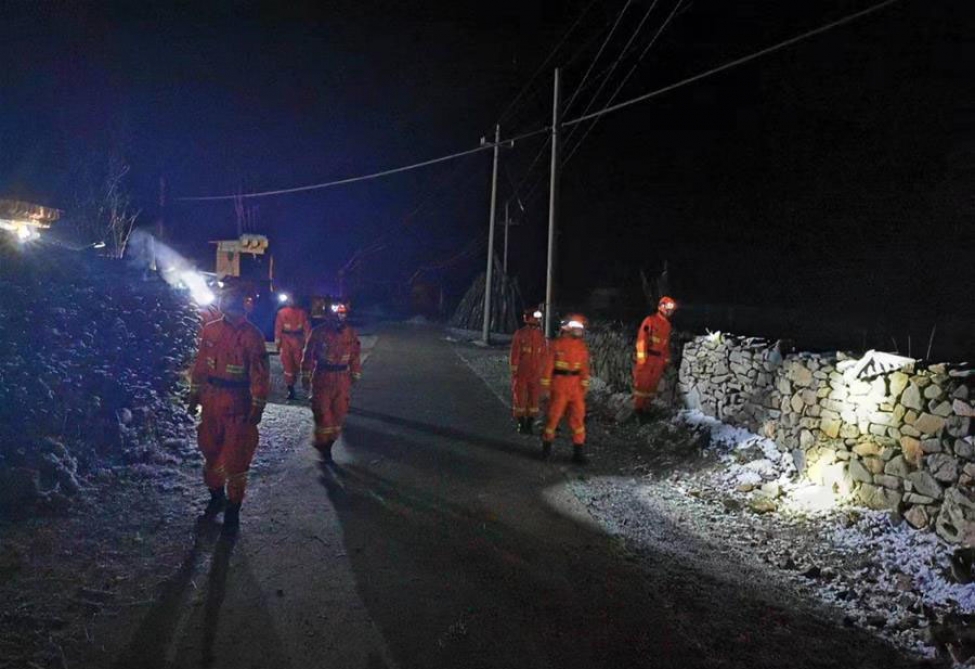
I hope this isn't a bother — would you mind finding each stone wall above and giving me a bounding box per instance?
[678,333,975,544]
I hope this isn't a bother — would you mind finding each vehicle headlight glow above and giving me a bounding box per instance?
[179,270,216,306]
[278,293,290,303]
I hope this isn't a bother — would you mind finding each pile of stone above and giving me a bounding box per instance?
[678,332,975,544]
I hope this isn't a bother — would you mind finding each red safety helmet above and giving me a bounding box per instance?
[330,301,349,321]
[218,279,255,315]
[560,313,587,336]
[658,296,677,317]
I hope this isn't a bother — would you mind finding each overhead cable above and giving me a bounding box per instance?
[563,0,685,165]
[178,128,547,202]
[563,0,634,114]
[564,0,903,128]
[179,0,901,203]
[496,0,603,126]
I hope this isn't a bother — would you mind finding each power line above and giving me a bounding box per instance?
[564,0,903,128]
[177,127,547,202]
[512,0,662,202]
[496,0,603,126]
[563,0,686,165]
[563,0,633,115]
[560,0,664,154]
[179,0,901,204]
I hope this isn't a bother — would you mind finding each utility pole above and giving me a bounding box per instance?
[482,124,501,344]
[502,200,511,275]
[544,68,561,338]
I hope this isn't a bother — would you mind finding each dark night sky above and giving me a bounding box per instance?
[2,0,973,350]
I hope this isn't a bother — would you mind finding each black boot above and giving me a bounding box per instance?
[572,444,588,465]
[541,441,552,460]
[287,385,296,401]
[203,487,226,518]
[315,440,335,462]
[222,502,241,537]
[523,418,534,436]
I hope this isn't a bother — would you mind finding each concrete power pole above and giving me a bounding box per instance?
[544,69,562,338]
[482,124,501,345]
[502,200,511,275]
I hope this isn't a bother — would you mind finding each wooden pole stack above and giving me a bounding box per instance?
[450,255,524,335]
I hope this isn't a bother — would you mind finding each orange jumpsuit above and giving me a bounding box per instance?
[302,322,362,446]
[190,316,270,504]
[541,336,590,446]
[509,325,547,419]
[633,312,672,411]
[274,306,311,386]
[197,304,223,339]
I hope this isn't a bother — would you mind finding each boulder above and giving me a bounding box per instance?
[915,412,946,436]
[908,471,944,499]
[936,487,975,546]
[900,437,924,467]
[889,372,910,400]
[858,483,901,510]
[905,505,930,529]
[928,453,960,484]
[884,455,911,478]
[849,458,873,484]
[901,384,924,411]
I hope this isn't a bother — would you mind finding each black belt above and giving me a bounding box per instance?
[281,329,305,336]
[553,369,581,376]
[644,350,662,357]
[207,376,250,389]
[316,363,349,373]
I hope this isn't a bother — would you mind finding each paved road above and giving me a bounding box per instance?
[112,324,927,669]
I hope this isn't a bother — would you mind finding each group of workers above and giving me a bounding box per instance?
[188,282,360,536]
[509,296,677,463]
[187,278,675,536]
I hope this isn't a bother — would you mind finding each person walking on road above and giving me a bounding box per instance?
[188,282,270,537]
[274,293,311,401]
[302,301,361,461]
[509,306,547,435]
[632,296,677,420]
[540,314,591,464]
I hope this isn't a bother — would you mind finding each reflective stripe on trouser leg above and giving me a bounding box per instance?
[633,359,665,411]
[315,425,341,441]
[312,379,351,445]
[514,374,542,419]
[281,338,303,386]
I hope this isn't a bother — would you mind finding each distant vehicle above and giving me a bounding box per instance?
[0,199,61,243]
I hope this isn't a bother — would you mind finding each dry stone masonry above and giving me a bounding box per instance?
[678,333,975,544]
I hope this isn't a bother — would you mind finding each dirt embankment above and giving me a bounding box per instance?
[0,247,199,513]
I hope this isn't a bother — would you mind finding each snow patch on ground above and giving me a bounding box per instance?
[832,512,975,613]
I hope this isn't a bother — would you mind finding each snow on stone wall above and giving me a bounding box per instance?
[677,333,975,544]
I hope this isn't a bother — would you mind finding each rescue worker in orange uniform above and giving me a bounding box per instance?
[510,306,547,435]
[197,301,222,339]
[633,295,677,418]
[188,283,270,537]
[540,314,591,464]
[274,293,311,400]
[301,301,361,461]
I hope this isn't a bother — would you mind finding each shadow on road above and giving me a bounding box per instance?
[349,406,550,463]
[113,518,291,669]
[316,455,930,669]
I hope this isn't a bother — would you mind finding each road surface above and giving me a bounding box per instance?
[110,324,927,669]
